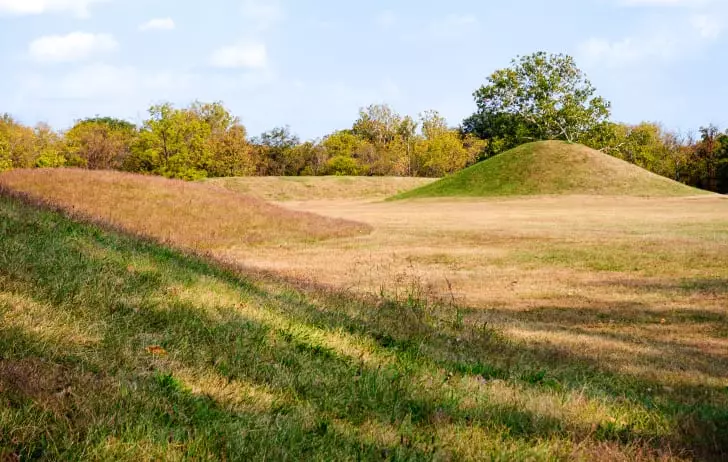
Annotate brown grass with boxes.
[231,195,728,394]
[0,169,370,249]
[206,175,436,202]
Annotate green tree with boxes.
[326,155,362,176]
[65,118,137,170]
[34,123,66,168]
[0,115,38,170]
[693,125,728,192]
[254,126,301,176]
[464,52,611,154]
[322,130,361,159]
[411,111,483,177]
[193,102,256,177]
[129,102,250,180]
[352,104,403,147]
[206,124,256,177]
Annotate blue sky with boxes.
[0,0,726,139]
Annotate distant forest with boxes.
[1,52,727,193]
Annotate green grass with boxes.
[393,141,705,199]
[1,194,727,460]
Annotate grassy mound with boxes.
[206,176,436,202]
[0,169,369,248]
[394,141,705,199]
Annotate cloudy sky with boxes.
[0,0,726,138]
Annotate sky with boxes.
[0,0,726,139]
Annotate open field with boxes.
[1,170,727,460]
[206,176,436,201]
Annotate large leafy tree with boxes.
[254,126,300,176]
[129,102,253,180]
[0,114,36,170]
[464,52,611,155]
[131,103,212,180]
[415,111,484,177]
[65,117,137,170]
[694,125,728,193]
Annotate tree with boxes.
[694,125,728,192]
[716,132,728,193]
[326,155,362,176]
[129,102,250,180]
[33,123,66,168]
[193,102,255,177]
[398,116,418,175]
[65,118,137,170]
[352,104,402,147]
[0,115,36,170]
[464,52,611,154]
[130,103,209,179]
[254,126,301,176]
[206,124,256,177]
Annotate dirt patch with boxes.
[0,359,92,413]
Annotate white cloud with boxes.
[427,14,478,39]
[579,8,723,68]
[210,41,268,69]
[29,32,118,64]
[241,0,284,31]
[0,0,107,17]
[139,18,175,32]
[19,64,198,104]
[19,63,277,107]
[376,10,397,28]
[691,14,723,39]
[402,13,479,42]
[579,35,677,66]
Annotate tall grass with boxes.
[0,169,369,250]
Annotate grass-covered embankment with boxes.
[0,193,727,460]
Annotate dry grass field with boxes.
[206,175,436,201]
[0,169,369,248]
[242,195,728,392]
[1,168,727,460]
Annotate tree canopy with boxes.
[463,52,611,156]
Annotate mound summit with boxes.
[394,141,704,199]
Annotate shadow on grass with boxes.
[587,277,728,297]
[1,194,726,460]
[247,281,728,460]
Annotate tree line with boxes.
[1,51,726,192]
[0,103,485,181]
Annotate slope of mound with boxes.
[1,194,726,459]
[206,176,437,202]
[394,141,705,199]
[0,169,369,248]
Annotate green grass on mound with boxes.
[394,141,705,199]
[1,194,726,460]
